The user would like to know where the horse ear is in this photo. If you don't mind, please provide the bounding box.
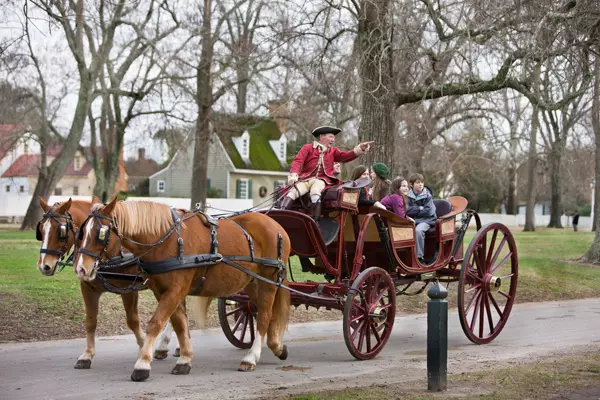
[102,195,119,216]
[91,195,101,204]
[57,198,73,214]
[39,196,50,212]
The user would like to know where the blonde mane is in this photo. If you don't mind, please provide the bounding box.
[109,201,179,238]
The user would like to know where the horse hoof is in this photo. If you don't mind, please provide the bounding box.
[238,362,256,372]
[131,369,150,382]
[153,350,168,360]
[173,348,180,357]
[278,345,288,361]
[171,363,191,375]
[74,359,91,369]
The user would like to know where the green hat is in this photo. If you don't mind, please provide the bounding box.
[372,162,389,180]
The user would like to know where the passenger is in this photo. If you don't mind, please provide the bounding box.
[350,165,370,202]
[406,173,436,263]
[370,162,391,202]
[374,177,409,218]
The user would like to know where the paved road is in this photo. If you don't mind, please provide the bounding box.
[1,298,600,400]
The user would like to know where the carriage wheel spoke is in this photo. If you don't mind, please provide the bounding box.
[498,290,512,301]
[484,290,494,334]
[491,252,512,274]
[357,320,366,350]
[464,286,481,314]
[466,270,483,283]
[498,273,515,280]
[351,317,365,341]
[472,250,484,277]
[478,292,485,338]
[239,316,249,342]
[370,320,382,344]
[488,292,504,319]
[232,313,245,333]
[465,282,482,293]
[486,230,499,266]
[365,320,372,353]
[226,305,244,317]
[488,236,507,271]
[468,291,482,330]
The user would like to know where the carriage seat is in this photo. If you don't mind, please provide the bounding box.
[424,199,454,237]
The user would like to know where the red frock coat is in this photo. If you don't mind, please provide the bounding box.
[289,143,359,185]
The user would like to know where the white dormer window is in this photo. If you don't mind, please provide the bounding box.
[270,134,287,163]
[242,136,249,158]
[233,130,251,161]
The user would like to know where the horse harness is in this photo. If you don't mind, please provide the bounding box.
[76,207,289,296]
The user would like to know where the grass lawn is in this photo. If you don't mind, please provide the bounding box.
[0,226,599,342]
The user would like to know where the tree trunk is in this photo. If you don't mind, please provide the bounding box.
[547,144,564,228]
[583,59,600,261]
[20,78,94,229]
[356,0,395,171]
[524,63,542,232]
[506,164,517,215]
[191,0,214,211]
[236,68,249,114]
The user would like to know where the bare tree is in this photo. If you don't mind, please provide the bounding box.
[85,0,181,199]
[15,0,128,229]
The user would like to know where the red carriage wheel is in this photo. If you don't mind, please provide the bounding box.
[343,267,396,360]
[217,297,256,349]
[458,223,518,344]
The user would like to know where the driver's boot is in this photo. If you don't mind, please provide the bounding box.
[279,196,294,210]
[311,201,322,219]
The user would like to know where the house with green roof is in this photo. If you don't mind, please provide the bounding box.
[148,113,289,206]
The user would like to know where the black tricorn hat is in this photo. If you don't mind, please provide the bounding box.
[312,126,341,137]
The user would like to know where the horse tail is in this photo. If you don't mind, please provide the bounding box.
[189,296,213,329]
[272,282,291,334]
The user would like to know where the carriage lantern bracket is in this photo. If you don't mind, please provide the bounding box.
[427,280,448,392]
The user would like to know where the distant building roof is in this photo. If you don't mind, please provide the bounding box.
[212,113,286,171]
[1,153,93,178]
[0,124,29,161]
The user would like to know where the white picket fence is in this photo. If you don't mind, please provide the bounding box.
[476,213,592,230]
[0,194,253,222]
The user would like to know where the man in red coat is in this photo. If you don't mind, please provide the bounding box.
[279,126,374,216]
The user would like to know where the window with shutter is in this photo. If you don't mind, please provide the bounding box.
[236,179,250,199]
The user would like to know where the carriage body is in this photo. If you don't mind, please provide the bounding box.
[220,183,518,359]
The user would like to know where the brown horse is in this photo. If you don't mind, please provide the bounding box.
[73,197,291,382]
[36,196,178,369]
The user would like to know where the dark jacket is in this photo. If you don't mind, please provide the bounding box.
[406,187,436,225]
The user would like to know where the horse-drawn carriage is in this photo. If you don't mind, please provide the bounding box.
[218,181,518,359]
[36,179,517,380]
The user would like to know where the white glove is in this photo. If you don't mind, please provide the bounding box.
[373,201,385,209]
[288,173,298,185]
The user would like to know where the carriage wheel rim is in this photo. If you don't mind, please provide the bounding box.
[343,267,396,360]
[458,223,518,344]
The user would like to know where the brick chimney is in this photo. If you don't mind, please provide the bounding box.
[138,148,145,160]
[268,100,288,134]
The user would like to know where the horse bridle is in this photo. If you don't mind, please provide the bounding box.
[77,210,121,270]
[36,208,75,273]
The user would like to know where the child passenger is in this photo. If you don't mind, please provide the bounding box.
[406,173,436,263]
[350,165,370,202]
[374,177,409,218]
